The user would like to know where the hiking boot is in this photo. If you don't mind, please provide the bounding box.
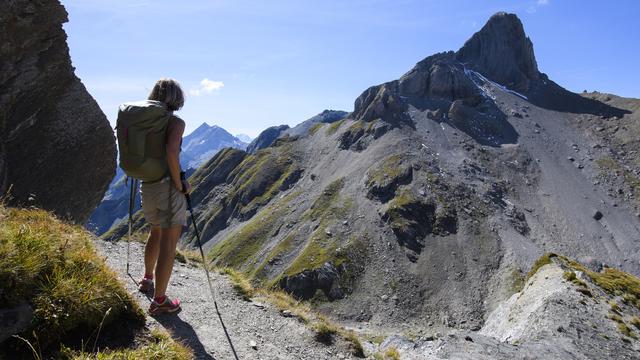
[138,278,154,293]
[149,296,181,315]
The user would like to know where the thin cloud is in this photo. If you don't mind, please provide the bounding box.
[189,78,224,96]
[528,0,550,13]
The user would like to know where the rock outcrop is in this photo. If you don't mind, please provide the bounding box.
[0,0,116,223]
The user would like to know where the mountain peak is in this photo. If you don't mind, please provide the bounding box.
[187,122,213,138]
[195,122,211,131]
[456,12,539,93]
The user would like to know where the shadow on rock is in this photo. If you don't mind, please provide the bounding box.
[526,77,630,118]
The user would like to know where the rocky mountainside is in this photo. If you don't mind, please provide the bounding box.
[89,123,247,235]
[0,0,115,223]
[105,12,640,357]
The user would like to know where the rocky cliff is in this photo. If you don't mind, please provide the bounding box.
[0,0,115,223]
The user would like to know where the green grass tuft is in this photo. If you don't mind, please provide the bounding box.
[525,253,557,281]
[563,271,577,281]
[510,267,525,293]
[325,119,345,135]
[344,330,365,357]
[312,318,339,343]
[384,346,401,360]
[608,312,623,323]
[609,300,621,313]
[365,154,406,188]
[309,123,324,135]
[66,328,192,360]
[221,267,256,300]
[618,322,637,339]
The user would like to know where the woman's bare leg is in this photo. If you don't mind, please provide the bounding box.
[144,226,161,277]
[153,225,182,298]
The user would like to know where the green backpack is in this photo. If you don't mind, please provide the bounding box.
[116,100,170,182]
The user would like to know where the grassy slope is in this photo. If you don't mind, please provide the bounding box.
[0,206,191,359]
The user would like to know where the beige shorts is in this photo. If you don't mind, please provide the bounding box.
[140,177,187,228]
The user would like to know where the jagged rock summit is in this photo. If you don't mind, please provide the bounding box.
[457,12,539,93]
[0,0,116,223]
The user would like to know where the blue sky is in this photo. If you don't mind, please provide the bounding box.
[61,0,639,137]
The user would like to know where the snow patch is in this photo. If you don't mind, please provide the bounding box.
[463,67,528,100]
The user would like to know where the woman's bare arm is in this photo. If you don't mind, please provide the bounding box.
[166,117,186,192]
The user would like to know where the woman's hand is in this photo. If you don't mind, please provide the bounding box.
[181,180,192,194]
[174,180,191,194]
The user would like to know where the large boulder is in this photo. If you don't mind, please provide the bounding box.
[0,0,115,223]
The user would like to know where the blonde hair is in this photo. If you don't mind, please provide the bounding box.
[148,78,185,111]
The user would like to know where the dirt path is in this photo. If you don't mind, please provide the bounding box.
[96,240,354,360]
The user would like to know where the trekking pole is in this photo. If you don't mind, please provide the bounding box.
[127,178,134,275]
[182,172,240,360]
[126,178,139,285]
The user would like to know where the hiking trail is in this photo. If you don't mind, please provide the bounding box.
[96,240,355,360]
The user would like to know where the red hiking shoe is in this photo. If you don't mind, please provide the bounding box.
[149,296,181,315]
[138,278,154,293]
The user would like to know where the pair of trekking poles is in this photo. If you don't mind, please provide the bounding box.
[126,173,239,360]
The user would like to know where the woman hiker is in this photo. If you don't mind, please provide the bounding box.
[117,78,191,315]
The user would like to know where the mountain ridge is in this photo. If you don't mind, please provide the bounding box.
[104,11,640,358]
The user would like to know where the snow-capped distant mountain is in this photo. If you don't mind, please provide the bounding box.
[182,123,248,169]
[235,133,253,143]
